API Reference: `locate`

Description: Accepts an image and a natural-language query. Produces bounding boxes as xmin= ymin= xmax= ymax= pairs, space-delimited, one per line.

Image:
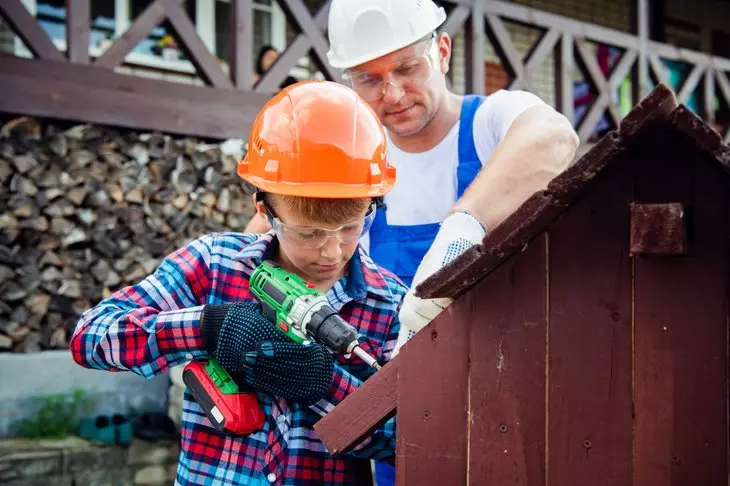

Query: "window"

xmin=214 ymin=0 xmax=284 ymax=64
xmin=14 ymin=0 xmax=289 ymax=80
xmin=35 ymin=0 xmax=65 ymax=42
xmin=90 ymin=1 xmax=115 ymax=50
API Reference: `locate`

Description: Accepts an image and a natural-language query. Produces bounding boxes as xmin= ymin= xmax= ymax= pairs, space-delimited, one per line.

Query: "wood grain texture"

xmin=66 ymin=0 xmax=90 ymax=64
xmin=466 ymin=234 xmax=547 ymax=485
xmin=629 ymin=203 xmax=687 ymax=256
xmin=417 ymin=84 xmax=679 ymax=301
xmin=0 ymin=54 xmax=270 ymax=140
xmin=313 ymin=358 xmax=399 ymax=455
xmin=632 ymin=127 xmax=728 ymax=486
xmin=395 ymin=291 xmax=471 ymax=485
xmin=547 ymin=160 xmax=634 ymax=485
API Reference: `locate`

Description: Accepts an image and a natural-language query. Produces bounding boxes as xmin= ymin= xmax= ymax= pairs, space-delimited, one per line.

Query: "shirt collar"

xmin=233 ymin=232 xmax=396 ymax=303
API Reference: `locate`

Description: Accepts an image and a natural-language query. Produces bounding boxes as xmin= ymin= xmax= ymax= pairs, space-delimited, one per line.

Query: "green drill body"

xmin=250 ymin=260 xmax=381 ymax=370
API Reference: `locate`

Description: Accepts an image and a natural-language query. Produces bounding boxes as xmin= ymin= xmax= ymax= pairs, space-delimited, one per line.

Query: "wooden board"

xmin=547 ymin=159 xmax=634 ymax=485
xmin=466 ymin=233 xmax=548 ymax=485
xmin=417 ymin=84 xmax=679 ymax=301
xmin=313 ymin=358 xmax=399 ymax=455
xmin=632 ymin=127 xmax=728 ymax=485
xmin=0 ymin=54 xmax=270 ymax=140
xmin=395 ymin=291 xmax=471 ymax=485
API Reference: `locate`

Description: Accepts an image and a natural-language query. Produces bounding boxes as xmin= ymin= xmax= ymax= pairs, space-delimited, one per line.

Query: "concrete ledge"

xmin=0 ymin=351 xmax=170 ymax=438
xmin=0 ymin=437 xmax=179 ymax=486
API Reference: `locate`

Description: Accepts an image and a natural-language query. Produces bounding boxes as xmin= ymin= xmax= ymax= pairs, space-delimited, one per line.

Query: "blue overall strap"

xmin=456 ymin=94 xmax=487 ymax=198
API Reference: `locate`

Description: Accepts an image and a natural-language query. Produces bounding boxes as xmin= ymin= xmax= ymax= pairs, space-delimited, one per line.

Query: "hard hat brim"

xmin=239 ymin=176 xmax=396 ymax=199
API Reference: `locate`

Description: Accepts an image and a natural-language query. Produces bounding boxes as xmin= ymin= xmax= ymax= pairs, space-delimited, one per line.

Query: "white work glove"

xmin=393 ymin=211 xmax=486 ymax=355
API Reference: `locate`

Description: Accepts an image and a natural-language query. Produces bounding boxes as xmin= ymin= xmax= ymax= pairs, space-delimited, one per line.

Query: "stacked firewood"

xmin=0 ymin=117 xmax=256 ymax=353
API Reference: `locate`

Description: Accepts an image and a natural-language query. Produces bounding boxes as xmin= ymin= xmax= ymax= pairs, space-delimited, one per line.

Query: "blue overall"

xmin=369 ymin=94 xmax=486 ymax=485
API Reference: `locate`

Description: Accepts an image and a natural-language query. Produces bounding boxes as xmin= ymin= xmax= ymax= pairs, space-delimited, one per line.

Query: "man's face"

xmin=344 ymin=33 xmax=452 ymax=137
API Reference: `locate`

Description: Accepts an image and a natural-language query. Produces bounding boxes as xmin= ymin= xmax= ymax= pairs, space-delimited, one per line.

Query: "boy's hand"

xmin=202 ymin=301 xmax=334 ymax=404
xmin=397 ymin=212 xmax=486 ymax=340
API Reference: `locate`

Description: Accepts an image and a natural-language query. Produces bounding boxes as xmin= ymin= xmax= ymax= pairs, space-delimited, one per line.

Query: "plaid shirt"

xmin=70 ymin=231 xmax=405 ymax=485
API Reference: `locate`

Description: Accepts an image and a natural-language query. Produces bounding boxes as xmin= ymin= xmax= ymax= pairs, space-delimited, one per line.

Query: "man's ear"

xmin=436 ymin=32 xmax=452 ymax=74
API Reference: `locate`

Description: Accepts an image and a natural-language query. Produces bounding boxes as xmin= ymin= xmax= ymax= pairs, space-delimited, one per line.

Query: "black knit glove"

xmin=202 ymin=301 xmax=334 ymax=404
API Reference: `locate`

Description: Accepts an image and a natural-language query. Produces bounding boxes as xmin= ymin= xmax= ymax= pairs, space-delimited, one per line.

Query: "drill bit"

xmin=352 ymin=346 xmax=382 ymax=371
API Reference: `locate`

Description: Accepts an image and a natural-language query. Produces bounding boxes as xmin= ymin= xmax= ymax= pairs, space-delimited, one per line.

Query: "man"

xmin=247 ymin=0 xmax=579 ymax=351
xmin=245 ymin=2 xmax=578 ymax=483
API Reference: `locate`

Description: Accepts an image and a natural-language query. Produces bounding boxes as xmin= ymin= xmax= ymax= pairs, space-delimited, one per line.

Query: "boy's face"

xmin=255 ymin=200 xmax=369 ymax=289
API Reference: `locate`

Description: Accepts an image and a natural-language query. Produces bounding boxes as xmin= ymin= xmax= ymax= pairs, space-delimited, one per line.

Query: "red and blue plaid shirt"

xmin=70 ymin=231 xmax=405 ymax=485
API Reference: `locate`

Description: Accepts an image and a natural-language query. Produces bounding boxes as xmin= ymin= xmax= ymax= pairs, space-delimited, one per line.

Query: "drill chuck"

xmin=301 ymin=297 xmax=359 ymax=355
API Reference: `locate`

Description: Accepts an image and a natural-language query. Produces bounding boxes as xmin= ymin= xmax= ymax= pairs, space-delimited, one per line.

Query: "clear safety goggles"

xmin=342 ymin=34 xmax=436 ymax=102
xmin=261 ymin=196 xmax=377 ymax=249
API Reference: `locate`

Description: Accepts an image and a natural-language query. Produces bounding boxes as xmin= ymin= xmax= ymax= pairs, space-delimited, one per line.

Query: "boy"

xmin=70 ymin=81 xmax=404 ymax=485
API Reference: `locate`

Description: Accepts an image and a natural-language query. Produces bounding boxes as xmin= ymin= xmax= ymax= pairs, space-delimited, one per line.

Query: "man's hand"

xmin=395 ymin=212 xmax=486 ymax=352
xmin=202 ymin=301 xmax=334 ymax=404
xmin=394 ymin=106 xmax=578 ymax=354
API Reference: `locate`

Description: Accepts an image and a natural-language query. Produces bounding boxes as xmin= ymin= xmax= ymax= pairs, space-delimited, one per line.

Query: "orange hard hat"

xmin=238 ymin=80 xmax=396 ymax=198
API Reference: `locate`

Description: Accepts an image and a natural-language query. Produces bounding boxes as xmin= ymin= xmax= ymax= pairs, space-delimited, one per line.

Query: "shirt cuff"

xmin=155 ymin=305 xmax=208 ymax=360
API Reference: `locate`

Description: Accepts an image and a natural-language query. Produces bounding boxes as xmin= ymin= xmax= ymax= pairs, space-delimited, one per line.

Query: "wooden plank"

xmin=395 ymin=289 xmax=471 ymax=485
xmin=556 ymin=32 xmax=575 ymax=123
xmin=0 ymin=0 xmax=65 ymax=62
xmin=524 ymin=28 xmax=561 ymax=87
xmin=66 ymin=0 xmax=90 ymax=64
xmin=0 ymin=54 xmax=269 ymax=140
xmin=485 ymin=12 xmax=525 ymax=89
xmin=648 ymin=54 xmax=669 ymax=86
xmin=95 ymin=0 xmax=166 ymax=69
xmin=313 ymin=358 xmax=399 ymax=455
xmin=629 ymin=203 xmax=687 ymax=256
xmin=610 ymin=48 xmax=638 ymax=89
xmin=416 ymin=83 xmax=678 ymax=301
xmin=484 ymin=0 xmax=639 ymax=50
xmin=468 ymin=0 xmax=485 ymax=95
xmin=466 ymin=234 xmax=547 ymax=485
xmin=229 ymin=0 xmax=254 ymax=90
xmin=632 ymin=123 xmax=728 ymax=486
xmin=440 ymin=5 xmax=470 ymax=37
xmin=256 ymin=1 xmax=330 ymax=92
xmin=547 ymin=155 xmax=634 ymax=485
xmin=160 ymin=0 xmax=232 ymax=89
xmin=278 ymin=0 xmax=339 ymax=81
xmin=676 ymin=64 xmax=705 ymax=106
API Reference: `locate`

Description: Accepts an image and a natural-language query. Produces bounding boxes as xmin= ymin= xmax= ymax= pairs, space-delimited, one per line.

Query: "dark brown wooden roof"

xmin=416 ymin=83 xmax=730 ymax=299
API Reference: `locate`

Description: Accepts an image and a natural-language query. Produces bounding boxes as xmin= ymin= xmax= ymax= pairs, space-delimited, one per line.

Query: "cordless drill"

xmin=183 ymin=260 xmax=381 ymax=435
xmin=249 ymin=260 xmax=382 ymax=371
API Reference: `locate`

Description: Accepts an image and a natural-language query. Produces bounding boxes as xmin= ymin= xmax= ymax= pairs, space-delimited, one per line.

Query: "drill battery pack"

xmin=182 ymin=360 xmax=265 ymax=435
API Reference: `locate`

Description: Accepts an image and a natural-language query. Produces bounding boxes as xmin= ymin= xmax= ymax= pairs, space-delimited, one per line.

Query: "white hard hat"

xmin=327 ymin=0 xmax=447 ymax=70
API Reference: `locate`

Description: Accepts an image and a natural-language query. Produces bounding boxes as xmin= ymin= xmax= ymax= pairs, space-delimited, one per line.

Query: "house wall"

xmin=391 ymin=118 xmax=730 ymax=485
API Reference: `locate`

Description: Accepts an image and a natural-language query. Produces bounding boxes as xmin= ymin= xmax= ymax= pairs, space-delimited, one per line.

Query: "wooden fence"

xmin=0 ymin=0 xmax=729 ymax=143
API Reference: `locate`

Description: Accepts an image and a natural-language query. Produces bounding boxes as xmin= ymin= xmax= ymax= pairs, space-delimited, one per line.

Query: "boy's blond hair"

xmin=268 ymin=194 xmax=372 ymax=226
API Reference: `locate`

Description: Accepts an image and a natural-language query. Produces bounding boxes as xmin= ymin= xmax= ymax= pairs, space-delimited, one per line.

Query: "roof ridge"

xmin=416 ymin=83 xmax=726 ymax=300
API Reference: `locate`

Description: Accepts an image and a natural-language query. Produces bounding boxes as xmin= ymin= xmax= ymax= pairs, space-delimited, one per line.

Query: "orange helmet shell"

xmin=238 ymin=81 xmax=396 ymax=198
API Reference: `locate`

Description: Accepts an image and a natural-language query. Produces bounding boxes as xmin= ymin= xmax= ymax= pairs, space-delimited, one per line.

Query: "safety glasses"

xmin=342 ymin=33 xmax=437 ymax=102
xmin=259 ymin=195 xmax=376 ymax=249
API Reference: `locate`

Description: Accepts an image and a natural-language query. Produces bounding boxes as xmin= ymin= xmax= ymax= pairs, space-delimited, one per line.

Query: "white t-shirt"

xmin=361 ymin=89 xmax=545 ymax=252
